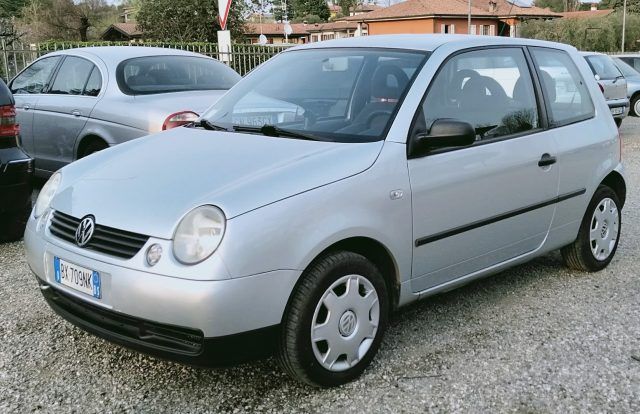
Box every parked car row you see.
[22,35,627,387]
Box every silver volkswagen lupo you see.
[25,35,626,387]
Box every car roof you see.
[44,46,209,68]
[289,34,575,53]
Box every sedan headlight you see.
[173,205,226,264]
[34,172,61,218]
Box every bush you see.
[520,12,640,52]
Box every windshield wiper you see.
[232,124,323,141]
[195,119,230,131]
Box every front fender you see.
[217,141,413,284]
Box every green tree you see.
[601,0,640,13]
[292,0,329,21]
[273,0,295,22]
[0,0,30,18]
[136,0,247,41]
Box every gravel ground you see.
[1,119,639,413]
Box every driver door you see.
[408,47,560,293]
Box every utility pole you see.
[468,0,471,34]
[622,0,627,53]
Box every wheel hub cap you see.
[338,310,357,337]
[590,197,619,261]
[310,274,380,372]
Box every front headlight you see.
[173,205,226,265]
[34,172,61,218]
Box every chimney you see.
[489,1,497,13]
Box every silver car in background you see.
[25,36,625,387]
[10,47,240,176]
[581,52,629,126]
[612,56,640,117]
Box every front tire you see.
[561,185,621,272]
[278,251,389,387]
[631,95,640,117]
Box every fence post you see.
[1,38,8,81]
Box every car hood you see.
[51,128,383,239]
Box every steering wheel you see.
[449,69,480,103]
[366,110,393,129]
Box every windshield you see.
[117,55,240,95]
[201,48,428,142]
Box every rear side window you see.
[84,67,102,97]
[619,57,640,73]
[10,56,61,94]
[117,56,241,95]
[50,56,94,95]
[584,55,623,80]
[530,48,595,127]
[412,47,539,142]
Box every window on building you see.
[481,25,494,36]
[441,24,456,34]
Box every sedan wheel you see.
[562,185,622,271]
[279,251,388,387]
[311,274,380,372]
[589,198,619,261]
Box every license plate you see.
[611,107,624,115]
[53,257,101,299]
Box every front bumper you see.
[25,218,301,360]
[39,281,279,365]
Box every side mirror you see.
[409,119,475,158]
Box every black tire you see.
[631,94,640,117]
[278,251,389,387]
[79,139,108,158]
[615,118,623,128]
[0,209,30,242]
[561,185,621,272]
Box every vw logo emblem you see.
[338,310,357,337]
[75,216,95,247]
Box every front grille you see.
[43,284,204,355]
[49,211,150,259]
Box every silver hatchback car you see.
[25,35,626,387]
[581,52,629,127]
[10,47,240,176]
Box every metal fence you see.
[0,39,292,81]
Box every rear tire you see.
[79,139,108,158]
[561,185,621,272]
[615,118,623,128]
[631,95,640,117]
[278,251,389,387]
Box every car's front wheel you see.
[278,251,389,387]
[561,185,621,272]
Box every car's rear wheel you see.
[632,95,640,117]
[278,251,389,387]
[561,185,621,272]
[79,139,108,158]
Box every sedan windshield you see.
[201,48,428,142]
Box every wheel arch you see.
[75,134,108,159]
[601,170,626,207]
[296,236,401,312]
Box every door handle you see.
[71,110,81,117]
[538,153,557,167]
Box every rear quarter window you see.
[117,55,241,95]
[530,48,595,127]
